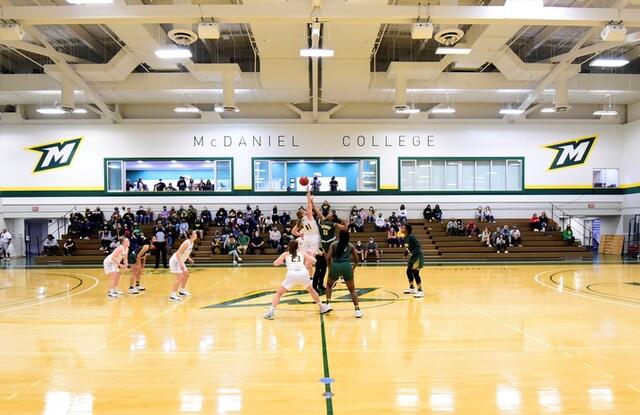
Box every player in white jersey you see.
[168,230,197,302]
[263,239,330,320]
[292,187,321,275]
[103,237,129,299]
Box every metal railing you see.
[549,203,590,247]
[626,214,639,258]
[46,206,77,239]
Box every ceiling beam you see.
[1,4,640,27]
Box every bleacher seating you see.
[35,216,592,265]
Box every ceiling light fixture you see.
[395,107,420,114]
[540,107,556,113]
[154,48,192,59]
[174,106,200,113]
[36,107,87,114]
[435,47,471,55]
[589,58,629,68]
[66,0,113,3]
[299,48,334,57]
[593,109,618,116]
[431,107,456,114]
[499,108,524,115]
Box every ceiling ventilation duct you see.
[554,72,571,113]
[168,24,198,46]
[434,0,464,46]
[393,76,408,112]
[217,72,239,113]
[60,77,75,113]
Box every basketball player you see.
[325,230,363,318]
[314,208,346,293]
[168,230,197,302]
[291,187,321,275]
[403,224,425,298]
[263,239,330,320]
[104,237,129,299]
[128,236,151,294]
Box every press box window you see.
[593,169,619,188]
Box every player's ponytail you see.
[288,239,298,256]
[335,229,350,258]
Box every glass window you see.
[254,160,269,191]
[216,160,231,191]
[401,160,416,190]
[593,168,619,188]
[431,160,445,190]
[361,160,378,191]
[445,161,459,190]
[491,160,506,190]
[506,159,522,190]
[416,159,431,190]
[475,160,490,190]
[271,161,287,191]
[461,161,475,190]
[107,161,123,191]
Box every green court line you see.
[320,313,334,415]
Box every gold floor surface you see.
[1,263,640,414]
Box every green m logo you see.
[29,137,82,173]
[546,135,596,170]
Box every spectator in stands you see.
[375,213,386,231]
[0,228,11,261]
[166,183,177,191]
[154,179,166,192]
[211,231,223,255]
[271,205,279,222]
[563,226,575,245]
[177,176,187,191]
[329,176,338,192]
[225,236,242,265]
[123,208,135,227]
[530,213,541,231]
[398,204,408,224]
[125,179,134,191]
[466,221,478,237]
[134,178,144,191]
[350,205,358,217]
[367,206,376,223]
[166,224,178,248]
[135,206,146,224]
[249,231,265,255]
[446,219,456,236]
[193,218,204,239]
[228,209,237,225]
[397,226,406,246]
[158,206,170,223]
[433,204,443,222]
[311,175,321,192]
[475,206,483,222]
[188,178,195,191]
[353,214,364,232]
[43,234,58,256]
[480,227,491,246]
[63,238,75,256]
[386,226,398,247]
[253,205,262,220]
[354,240,365,259]
[364,237,381,263]
[280,211,291,226]
[215,207,227,226]
[257,215,267,233]
[482,206,495,223]
[154,226,168,269]
[511,226,522,246]
[111,207,121,222]
[501,225,513,246]
[99,226,112,251]
[539,211,550,231]
[495,232,508,254]
[200,207,212,224]
[237,232,250,255]
[205,179,214,191]
[423,204,433,222]
[269,227,282,250]
[388,212,399,228]
[456,219,464,236]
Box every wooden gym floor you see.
[1,263,640,414]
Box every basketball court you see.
[2,262,640,414]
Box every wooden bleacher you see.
[35,217,592,265]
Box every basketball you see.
[299,176,309,186]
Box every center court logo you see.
[203,287,401,309]
[546,135,596,170]
[29,137,82,173]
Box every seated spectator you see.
[200,207,212,224]
[280,211,291,226]
[353,214,364,232]
[375,213,386,231]
[205,179,214,191]
[539,211,550,231]
[563,226,575,245]
[249,231,265,255]
[215,207,227,226]
[271,205,280,222]
[43,235,59,256]
[225,236,242,264]
[237,233,250,255]
[123,208,135,226]
[211,231,223,255]
[397,204,408,224]
[165,223,177,248]
[501,225,513,246]
[364,237,381,263]
[347,215,358,233]
[480,227,491,247]
[511,226,522,246]
[135,206,146,224]
[482,206,495,223]
[367,206,376,223]
[386,226,399,247]
[491,226,502,248]
[99,226,113,251]
[475,206,483,222]
[154,179,166,192]
[158,206,170,223]
[388,212,399,228]
[135,178,145,192]
[354,240,365,259]
[188,178,195,191]
[446,219,456,236]
[530,213,541,231]
[193,218,204,239]
[466,221,478,237]
[269,227,282,250]
[178,219,189,239]
[495,233,508,254]
[63,238,76,256]
[456,219,464,236]
[397,226,406,246]
[423,204,433,222]
[433,204,443,222]
[166,183,177,191]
